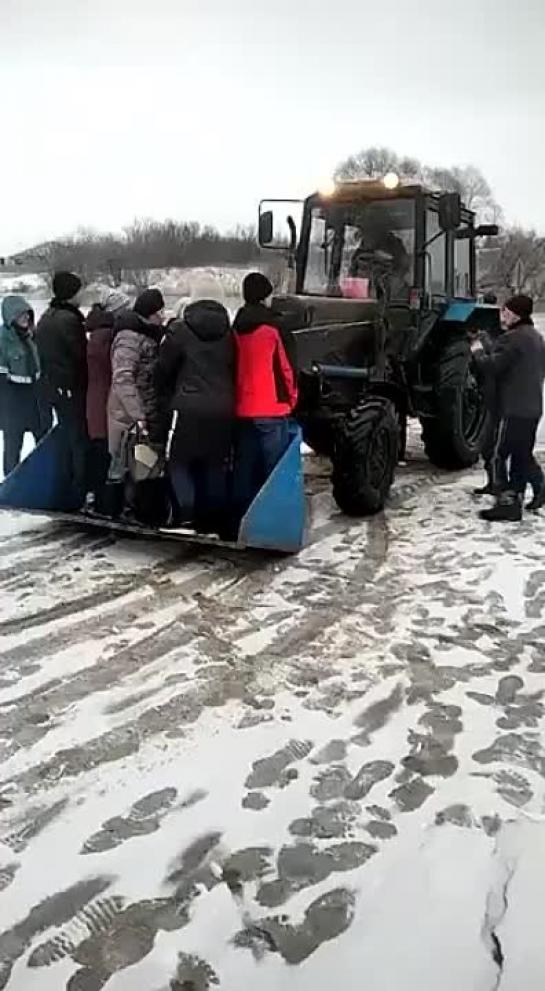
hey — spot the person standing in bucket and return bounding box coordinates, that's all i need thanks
[107,289,167,522]
[0,295,52,476]
[36,271,88,503]
[232,272,297,521]
[156,299,235,533]
[471,294,545,522]
[85,290,130,512]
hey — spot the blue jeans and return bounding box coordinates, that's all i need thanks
[232,418,290,519]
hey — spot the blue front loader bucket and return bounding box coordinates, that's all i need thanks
[0,424,306,554]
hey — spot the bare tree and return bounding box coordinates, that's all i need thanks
[334,146,500,222]
[479,229,545,296]
[335,146,423,182]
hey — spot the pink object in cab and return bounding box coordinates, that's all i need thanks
[340,277,370,299]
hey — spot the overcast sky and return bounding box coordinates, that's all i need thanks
[2,0,543,253]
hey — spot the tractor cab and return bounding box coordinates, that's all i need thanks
[257,178,500,516]
[259,178,497,310]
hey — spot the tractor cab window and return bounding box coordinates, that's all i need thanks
[304,199,415,300]
[455,236,471,297]
[426,209,446,295]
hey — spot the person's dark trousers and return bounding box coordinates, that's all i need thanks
[191,459,229,533]
[53,392,89,505]
[169,456,228,533]
[2,400,52,477]
[232,417,290,522]
[492,416,543,495]
[87,439,111,513]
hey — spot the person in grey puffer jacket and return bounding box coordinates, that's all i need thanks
[471,294,545,522]
[107,289,166,479]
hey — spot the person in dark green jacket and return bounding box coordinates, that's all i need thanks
[0,295,52,476]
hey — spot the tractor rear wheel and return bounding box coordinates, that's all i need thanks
[421,337,489,470]
[332,397,398,516]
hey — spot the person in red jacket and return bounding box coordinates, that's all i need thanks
[232,272,297,519]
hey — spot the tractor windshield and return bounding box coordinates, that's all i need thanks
[304,198,415,300]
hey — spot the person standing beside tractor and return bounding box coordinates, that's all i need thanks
[471,294,545,522]
[36,271,88,503]
[232,272,297,520]
[0,295,52,477]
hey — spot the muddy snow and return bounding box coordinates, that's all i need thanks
[1,435,545,990]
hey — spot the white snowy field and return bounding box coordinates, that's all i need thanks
[0,266,250,310]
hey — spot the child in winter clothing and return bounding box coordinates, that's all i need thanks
[232,272,297,519]
[0,295,51,476]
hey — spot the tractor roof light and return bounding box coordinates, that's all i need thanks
[383,172,400,190]
[318,178,336,198]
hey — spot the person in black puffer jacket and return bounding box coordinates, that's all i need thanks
[36,271,88,503]
[156,299,235,532]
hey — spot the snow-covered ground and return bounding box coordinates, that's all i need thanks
[1,317,545,990]
[1,432,545,989]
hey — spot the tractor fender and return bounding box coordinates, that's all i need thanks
[366,379,408,420]
[401,310,441,363]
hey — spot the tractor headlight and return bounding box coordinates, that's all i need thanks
[383,172,400,190]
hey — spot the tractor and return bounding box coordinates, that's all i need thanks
[259,178,500,515]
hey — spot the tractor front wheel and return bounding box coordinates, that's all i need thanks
[332,397,398,516]
[421,337,489,470]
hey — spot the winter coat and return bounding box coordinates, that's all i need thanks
[232,303,297,418]
[156,300,235,460]
[86,305,115,441]
[0,295,47,432]
[108,311,164,460]
[36,299,87,397]
[474,320,545,419]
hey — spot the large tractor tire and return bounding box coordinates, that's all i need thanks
[422,337,489,470]
[332,397,398,516]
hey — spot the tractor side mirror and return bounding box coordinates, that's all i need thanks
[474,224,499,238]
[438,192,462,231]
[258,199,303,251]
[258,210,274,246]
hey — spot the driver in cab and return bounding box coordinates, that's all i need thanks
[345,228,410,300]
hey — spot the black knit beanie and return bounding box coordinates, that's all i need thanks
[243,272,273,305]
[53,271,82,302]
[504,294,533,321]
[134,288,165,319]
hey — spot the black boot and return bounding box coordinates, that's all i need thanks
[479,491,522,523]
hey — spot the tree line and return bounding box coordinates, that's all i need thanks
[9,221,262,289]
[6,146,545,298]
